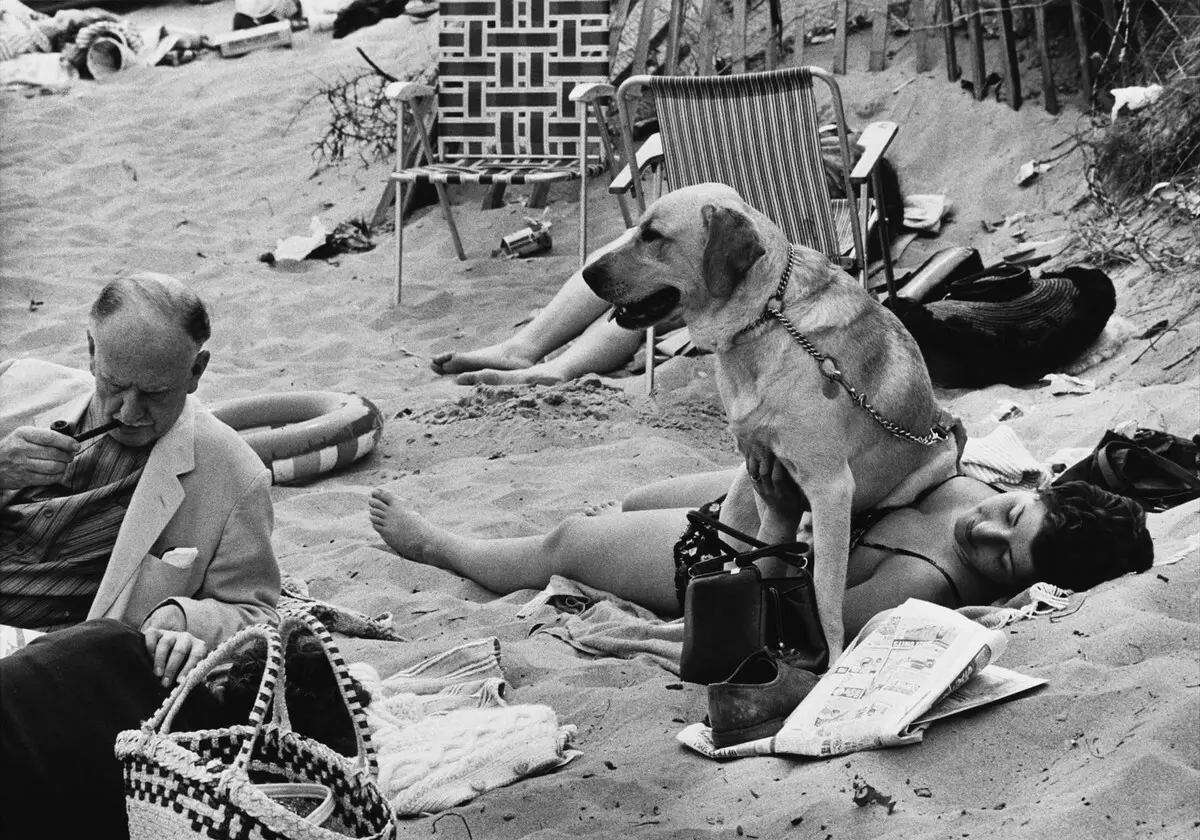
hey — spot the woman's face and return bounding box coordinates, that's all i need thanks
[954,491,1047,586]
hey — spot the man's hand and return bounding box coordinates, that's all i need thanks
[142,605,206,687]
[0,426,78,491]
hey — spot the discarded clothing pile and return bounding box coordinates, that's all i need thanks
[886,250,1117,387]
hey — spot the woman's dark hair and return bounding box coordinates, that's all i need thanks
[90,273,211,345]
[219,631,371,758]
[1030,480,1154,591]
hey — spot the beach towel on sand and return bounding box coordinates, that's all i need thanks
[348,637,581,816]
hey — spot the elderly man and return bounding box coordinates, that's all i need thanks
[0,273,279,685]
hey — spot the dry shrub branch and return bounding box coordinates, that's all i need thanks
[1073,0,1198,272]
[294,56,436,171]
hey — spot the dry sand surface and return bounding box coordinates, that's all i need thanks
[1,4,1198,838]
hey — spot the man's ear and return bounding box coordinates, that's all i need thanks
[701,204,766,299]
[86,332,96,374]
[187,349,210,394]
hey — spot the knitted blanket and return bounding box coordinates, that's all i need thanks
[348,637,581,816]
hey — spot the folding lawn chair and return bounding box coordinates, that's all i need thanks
[610,66,900,391]
[384,0,632,304]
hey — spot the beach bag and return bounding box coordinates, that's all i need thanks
[1053,427,1200,513]
[680,511,828,685]
[115,611,397,840]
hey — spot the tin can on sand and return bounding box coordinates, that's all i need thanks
[86,36,134,79]
[498,224,552,257]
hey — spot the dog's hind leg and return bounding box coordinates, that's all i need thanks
[807,468,855,665]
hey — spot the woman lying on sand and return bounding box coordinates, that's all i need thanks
[370,464,1153,643]
[429,237,672,386]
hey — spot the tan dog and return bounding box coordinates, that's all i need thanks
[582,183,959,663]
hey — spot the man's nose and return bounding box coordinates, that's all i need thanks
[115,392,146,424]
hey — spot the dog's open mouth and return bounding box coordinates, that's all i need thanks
[609,287,681,329]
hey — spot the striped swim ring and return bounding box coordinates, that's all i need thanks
[211,392,384,484]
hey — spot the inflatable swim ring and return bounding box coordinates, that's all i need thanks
[211,391,384,484]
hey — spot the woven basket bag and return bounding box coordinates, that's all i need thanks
[115,611,396,840]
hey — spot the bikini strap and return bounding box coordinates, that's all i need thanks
[856,540,965,607]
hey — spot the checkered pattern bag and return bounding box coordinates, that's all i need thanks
[115,611,396,840]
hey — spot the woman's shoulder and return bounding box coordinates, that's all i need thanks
[918,473,1000,510]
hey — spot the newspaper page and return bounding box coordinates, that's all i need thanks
[679,598,1039,760]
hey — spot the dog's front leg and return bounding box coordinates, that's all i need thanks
[808,467,855,664]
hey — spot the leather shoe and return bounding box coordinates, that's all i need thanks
[707,649,820,749]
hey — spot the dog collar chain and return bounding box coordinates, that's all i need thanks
[736,245,799,337]
[739,247,950,448]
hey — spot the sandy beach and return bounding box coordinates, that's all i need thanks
[2,3,1198,837]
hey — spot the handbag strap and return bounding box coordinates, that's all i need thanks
[1097,441,1200,499]
[686,509,810,570]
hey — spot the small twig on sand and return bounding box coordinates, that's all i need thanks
[431,812,473,839]
[1131,300,1200,365]
[1163,345,1200,371]
[357,47,398,82]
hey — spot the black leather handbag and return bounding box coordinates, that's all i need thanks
[1054,428,1200,513]
[679,511,829,685]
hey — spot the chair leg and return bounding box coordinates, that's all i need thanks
[579,174,589,270]
[528,183,551,209]
[645,325,655,395]
[433,183,467,260]
[394,180,405,306]
[870,169,897,304]
[481,184,507,210]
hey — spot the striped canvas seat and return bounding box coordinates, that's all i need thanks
[619,67,872,267]
[613,67,900,390]
[385,1,628,303]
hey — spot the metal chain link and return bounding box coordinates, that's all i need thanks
[737,246,950,447]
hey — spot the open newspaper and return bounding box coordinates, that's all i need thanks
[679,598,1046,760]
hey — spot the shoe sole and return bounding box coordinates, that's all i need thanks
[711,715,786,749]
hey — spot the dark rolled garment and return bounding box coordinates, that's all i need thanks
[886,265,1117,388]
[0,620,224,840]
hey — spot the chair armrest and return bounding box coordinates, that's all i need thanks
[850,120,898,184]
[385,81,436,102]
[608,133,664,195]
[570,82,616,102]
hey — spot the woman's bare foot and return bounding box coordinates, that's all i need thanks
[455,365,566,386]
[369,488,463,568]
[431,344,541,376]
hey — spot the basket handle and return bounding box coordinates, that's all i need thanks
[146,612,379,783]
[266,610,380,779]
[148,622,283,737]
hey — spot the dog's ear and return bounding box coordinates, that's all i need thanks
[701,205,766,299]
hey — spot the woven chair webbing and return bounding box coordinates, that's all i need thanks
[650,68,842,259]
[436,1,611,163]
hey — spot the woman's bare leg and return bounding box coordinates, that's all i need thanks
[369,488,683,615]
[455,314,643,385]
[621,468,739,512]
[431,240,624,376]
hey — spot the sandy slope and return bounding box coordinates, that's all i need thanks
[1,3,1197,838]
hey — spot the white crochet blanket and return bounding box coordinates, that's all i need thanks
[348,638,581,816]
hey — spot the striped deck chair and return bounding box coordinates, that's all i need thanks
[384,0,630,304]
[611,66,900,390]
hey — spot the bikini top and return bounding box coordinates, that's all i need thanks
[850,474,971,608]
